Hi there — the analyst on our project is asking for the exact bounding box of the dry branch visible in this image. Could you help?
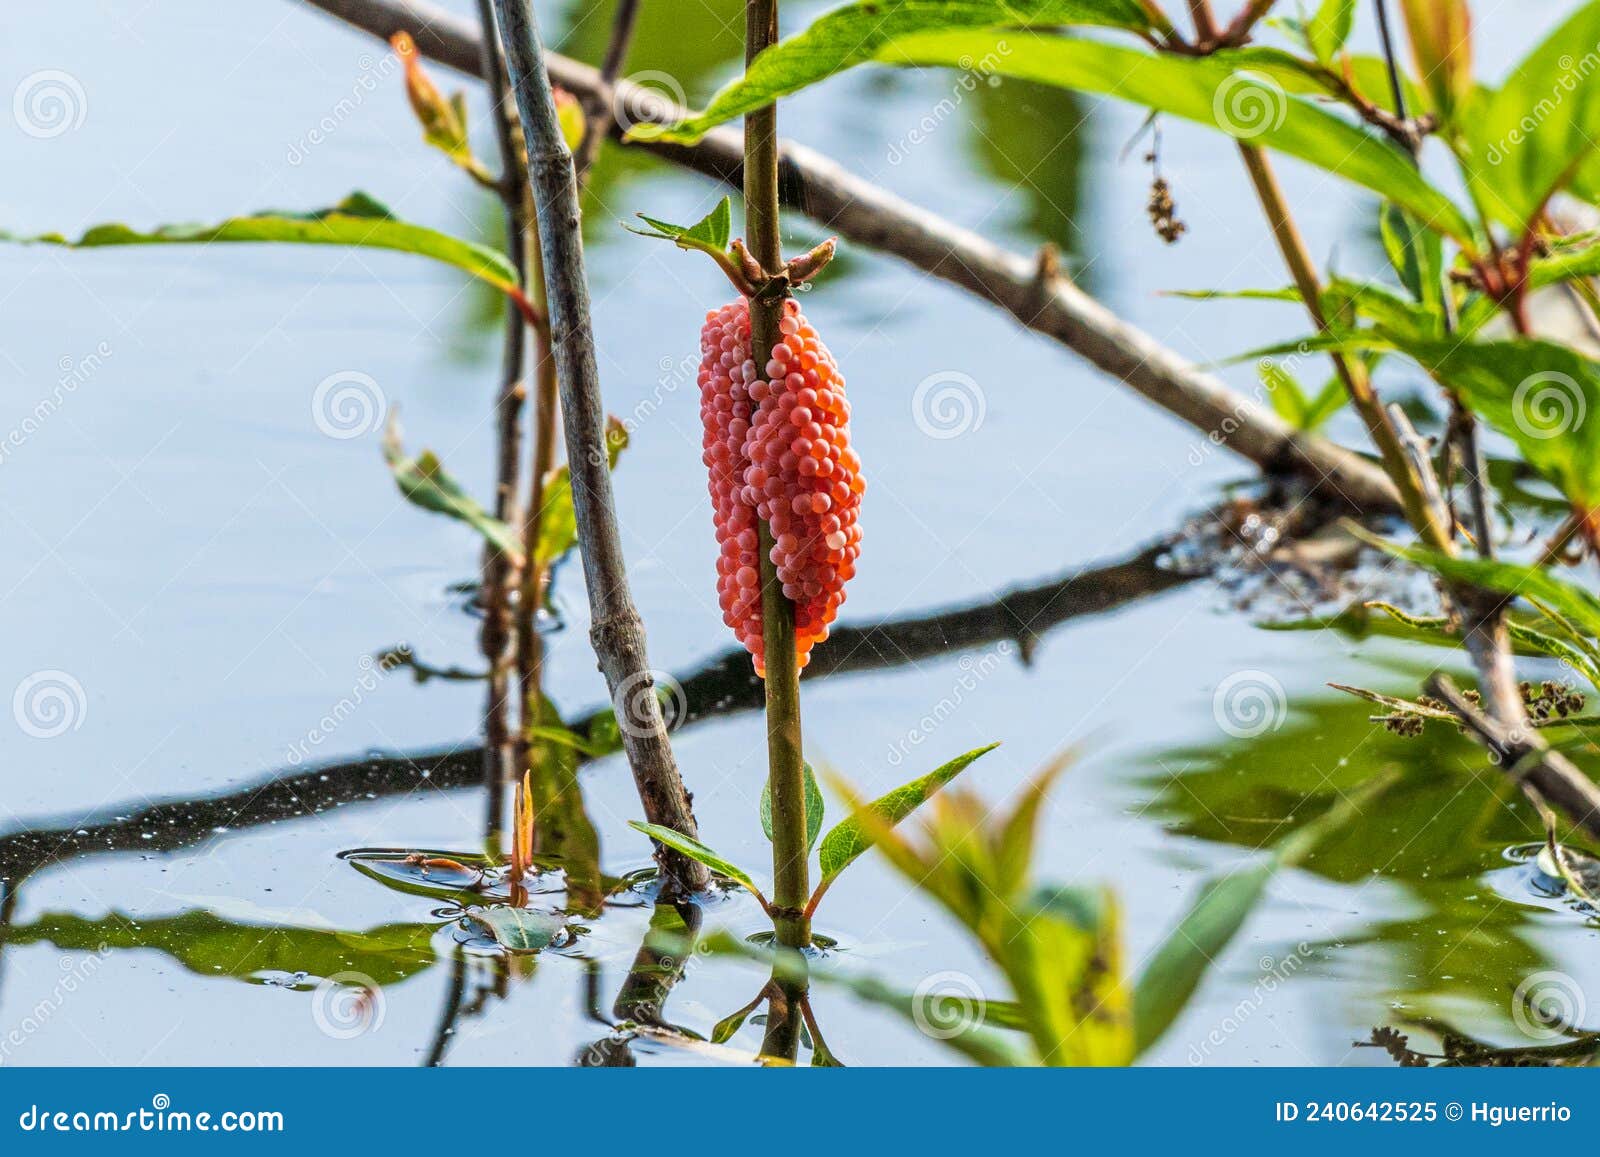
[491,0,707,894]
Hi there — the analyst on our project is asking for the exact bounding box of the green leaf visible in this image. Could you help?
[383,415,522,562]
[628,821,768,907]
[1379,201,1444,313]
[466,905,567,954]
[1387,338,1600,509]
[1132,771,1397,1055]
[1300,375,1349,430]
[534,417,630,567]
[626,197,733,253]
[814,743,999,888]
[643,23,1473,242]
[1259,360,1311,428]
[760,761,825,851]
[0,193,525,298]
[628,1,1156,146]
[1361,535,1600,639]
[1462,2,1600,231]
[1306,0,1356,63]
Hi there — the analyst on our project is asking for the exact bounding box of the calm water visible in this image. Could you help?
[2,0,1594,1066]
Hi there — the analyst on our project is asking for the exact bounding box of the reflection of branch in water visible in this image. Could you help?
[0,538,1187,885]
[1360,1022,1600,1068]
[424,948,510,1067]
[576,900,703,1067]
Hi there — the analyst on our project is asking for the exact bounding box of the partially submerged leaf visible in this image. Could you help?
[627,821,768,909]
[384,414,522,562]
[466,905,568,954]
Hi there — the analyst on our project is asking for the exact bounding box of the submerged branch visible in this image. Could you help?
[0,536,1188,885]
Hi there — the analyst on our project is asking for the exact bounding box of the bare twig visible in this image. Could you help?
[571,0,641,185]
[490,0,708,894]
[473,0,529,837]
[293,0,1401,514]
[1427,676,1600,842]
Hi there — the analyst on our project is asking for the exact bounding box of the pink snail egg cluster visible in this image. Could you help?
[699,297,864,676]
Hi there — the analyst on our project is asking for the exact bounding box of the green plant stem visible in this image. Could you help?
[1233,143,1448,548]
[745,0,811,952]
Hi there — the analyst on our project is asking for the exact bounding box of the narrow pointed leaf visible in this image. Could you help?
[642,20,1472,242]
[627,1,1157,146]
[627,821,767,906]
[1,193,524,296]
[815,743,1000,886]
